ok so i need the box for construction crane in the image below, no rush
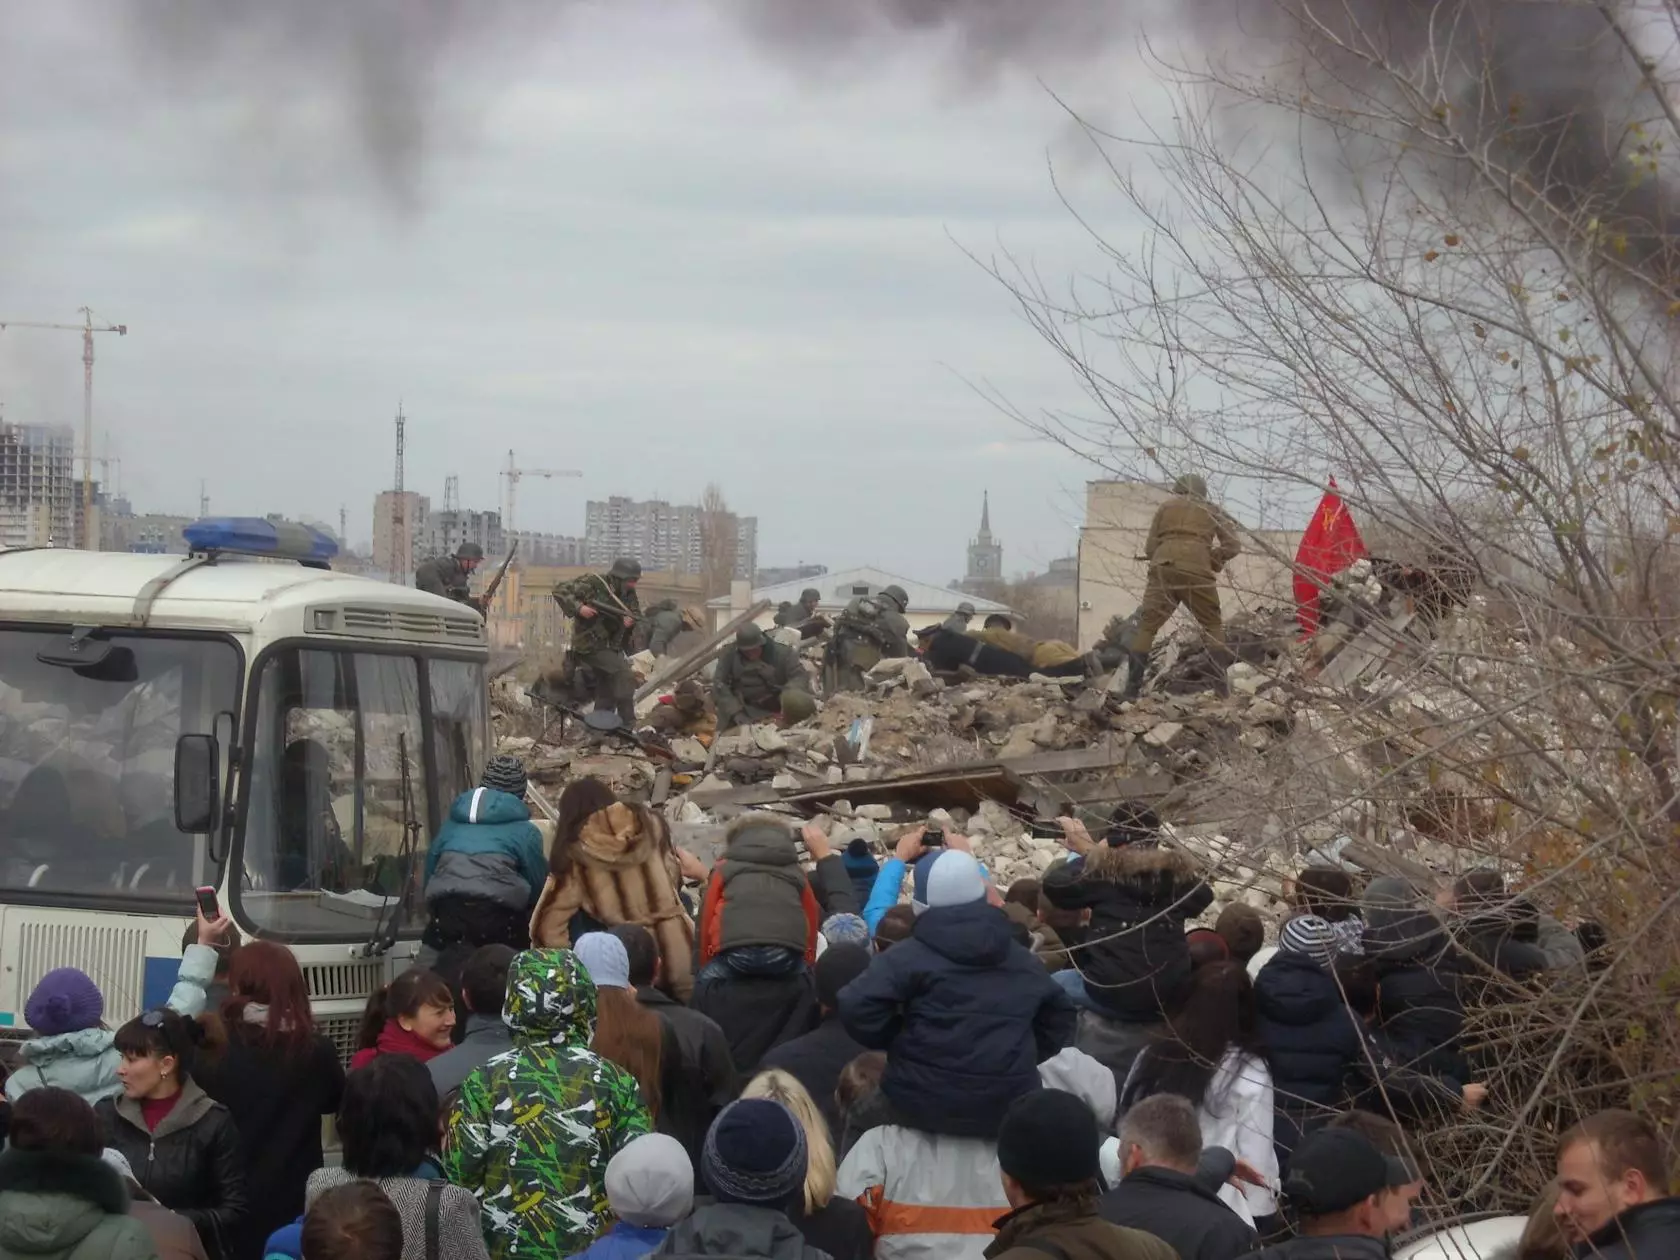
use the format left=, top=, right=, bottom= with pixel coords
left=501, top=449, right=580, bottom=537
left=0, top=308, right=127, bottom=548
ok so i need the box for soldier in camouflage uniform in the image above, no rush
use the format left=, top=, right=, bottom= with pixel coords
left=822, top=585, right=912, bottom=695
left=415, top=542, right=485, bottom=605
left=551, top=558, right=643, bottom=726
left=712, top=624, right=816, bottom=731
left=443, top=948, right=651, bottom=1260
left=774, top=588, right=821, bottom=628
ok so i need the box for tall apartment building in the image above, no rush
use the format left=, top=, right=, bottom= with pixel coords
left=424, top=508, right=505, bottom=562
left=371, top=490, right=430, bottom=581
left=583, top=496, right=757, bottom=580
left=510, top=530, right=584, bottom=567
left=0, top=423, right=77, bottom=548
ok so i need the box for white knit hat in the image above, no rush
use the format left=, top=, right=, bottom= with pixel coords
left=922, top=850, right=986, bottom=912
left=574, top=933, right=632, bottom=990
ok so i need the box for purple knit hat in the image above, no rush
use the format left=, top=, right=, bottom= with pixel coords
left=26, top=968, right=104, bottom=1036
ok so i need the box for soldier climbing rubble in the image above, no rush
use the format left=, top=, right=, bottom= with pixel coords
left=546, top=556, right=643, bottom=727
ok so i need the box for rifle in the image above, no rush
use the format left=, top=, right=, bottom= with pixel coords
left=478, top=542, right=519, bottom=612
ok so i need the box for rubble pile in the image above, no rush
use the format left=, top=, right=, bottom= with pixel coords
left=491, top=591, right=1542, bottom=928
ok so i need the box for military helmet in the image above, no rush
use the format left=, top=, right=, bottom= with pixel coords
left=455, top=542, right=485, bottom=561
left=609, top=557, right=642, bottom=581
left=799, top=587, right=821, bottom=605
left=1172, top=473, right=1209, bottom=499
left=957, top=601, right=976, bottom=617
left=881, top=584, right=909, bottom=611
left=736, top=623, right=767, bottom=649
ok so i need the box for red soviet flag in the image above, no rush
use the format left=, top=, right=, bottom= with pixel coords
left=1295, top=479, right=1367, bottom=636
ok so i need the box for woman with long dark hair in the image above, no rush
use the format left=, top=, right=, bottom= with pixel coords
left=195, top=940, right=346, bottom=1260
left=1120, top=960, right=1277, bottom=1226
left=529, top=777, right=698, bottom=1000
left=97, top=1009, right=247, bottom=1260
left=575, top=933, right=668, bottom=1120
left=350, top=969, right=456, bottom=1070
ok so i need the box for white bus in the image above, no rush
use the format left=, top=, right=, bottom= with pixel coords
left=0, top=520, right=490, bottom=1062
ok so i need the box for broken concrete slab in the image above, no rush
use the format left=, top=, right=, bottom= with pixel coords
left=1144, top=721, right=1185, bottom=748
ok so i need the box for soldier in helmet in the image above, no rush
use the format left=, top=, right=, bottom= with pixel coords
left=549, top=557, right=644, bottom=725
left=775, top=587, right=822, bottom=628
left=1126, top=473, right=1240, bottom=698
left=824, top=584, right=912, bottom=694
left=774, top=587, right=830, bottom=640
left=712, top=623, right=815, bottom=731
left=415, top=542, right=485, bottom=605
left=641, top=598, right=686, bottom=657
left=941, top=601, right=977, bottom=633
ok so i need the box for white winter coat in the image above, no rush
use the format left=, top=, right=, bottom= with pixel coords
left=1196, top=1048, right=1278, bottom=1223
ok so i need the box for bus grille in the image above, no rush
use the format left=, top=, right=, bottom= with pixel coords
left=334, top=606, right=483, bottom=643
left=301, top=961, right=383, bottom=1002
left=17, top=923, right=147, bottom=1026
left=318, top=1014, right=363, bottom=1067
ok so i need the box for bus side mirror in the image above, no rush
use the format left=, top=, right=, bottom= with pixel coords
left=174, top=734, right=220, bottom=835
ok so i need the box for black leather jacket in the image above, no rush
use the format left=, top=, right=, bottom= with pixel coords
left=97, top=1077, right=248, bottom=1260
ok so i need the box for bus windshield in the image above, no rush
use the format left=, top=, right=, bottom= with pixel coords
left=238, top=645, right=487, bottom=941
left=0, top=629, right=239, bottom=900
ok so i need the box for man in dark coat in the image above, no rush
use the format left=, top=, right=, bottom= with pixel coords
left=1042, top=806, right=1212, bottom=1024
left=1361, top=877, right=1469, bottom=1085
left=415, top=542, right=484, bottom=604
left=838, top=848, right=1076, bottom=1139
left=916, top=626, right=1035, bottom=678
left=1100, top=1095, right=1257, bottom=1260
left=760, top=945, right=872, bottom=1142
left=612, top=924, right=736, bottom=1169
left=1555, top=1109, right=1680, bottom=1260
left=1234, top=1128, right=1414, bottom=1260
left=551, top=557, right=643, bottom=726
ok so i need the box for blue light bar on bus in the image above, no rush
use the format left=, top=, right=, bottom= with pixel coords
left=182, top=517, right=340, bottom=564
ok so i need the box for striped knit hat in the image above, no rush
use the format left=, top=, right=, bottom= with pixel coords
left=1279, top=914, right=1338, bottom=968
left=701, top=1099, right=808, bottom=1207
left=480, top=754, right=528, bottom=797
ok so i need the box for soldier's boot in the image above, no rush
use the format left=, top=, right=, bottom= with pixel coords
left=1207, top=643, right=1236, bottom=698
left=1123, top=651, right=1149, bottom=700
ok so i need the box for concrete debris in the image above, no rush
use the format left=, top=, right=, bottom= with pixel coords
left=493, top=593, right=1517, bottom=910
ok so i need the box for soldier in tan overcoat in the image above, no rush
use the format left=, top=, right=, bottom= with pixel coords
left=1126, top=474, right=1240, bottom=697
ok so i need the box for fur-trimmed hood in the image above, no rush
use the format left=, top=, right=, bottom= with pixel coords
left=0, top=1148, right=132, bottom=1255
left=722, top=813, right=801, bottom=868
left=576, top=801, right=669, bottom=871
left=0, top=1151, right=129, bottom=1216
left=1078, top=841, right=1199, bottom=886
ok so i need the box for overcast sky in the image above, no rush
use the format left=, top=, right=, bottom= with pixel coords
left=0, top=3, right=1171, bottom=582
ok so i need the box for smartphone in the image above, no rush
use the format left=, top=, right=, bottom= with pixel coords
left=194, top=886, right=220, bottom=919
left=923, top=825, right=945, bottom=847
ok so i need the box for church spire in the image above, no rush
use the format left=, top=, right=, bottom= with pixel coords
left=979, top=490, right=991, bottom=538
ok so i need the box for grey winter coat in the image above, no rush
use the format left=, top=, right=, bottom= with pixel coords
left=305, top=1168, right=489, bottom=1260
left=653, top=1203, right=829, bottom=1260
left=0, top=1150, right=157, bottom=1260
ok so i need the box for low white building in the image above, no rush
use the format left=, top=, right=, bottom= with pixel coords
left=707, top=566, right=1012, bottom=632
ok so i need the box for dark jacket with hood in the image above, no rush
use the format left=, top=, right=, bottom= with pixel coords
left=0, top=1149, right=156, bottom=1260
left=1041, top=843, right=1213, bottom=1022
left=96, top=1079, right=247, bottom=1260
left=1252, top=950, right=1363, bottom=1155
left=654, top=1202, right=829, bottom=1260
left=837, top=899, right=1078, bottom=1138
left=442, top=949, right=651, bottom=1260
left=1453, top=903, right=1552, bottom=984
left=193, top=1015, right=343, bottom=1260
left=637, top=986, right=736, bottom=1165
left=986, top=1196, right=1177, bottom=1260
left=1572, top=1196, right=1680, bottom=1259
left=1361, top=880, right=1469, bottom=1087
left=759, top=1013, right=869, bottom=1143
left=699, top=817, right=821, bottom=965
left=1099, top=1166, right=1257, bottom=1260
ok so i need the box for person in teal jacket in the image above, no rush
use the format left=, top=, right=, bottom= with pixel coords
left=421, top=755, right=548, bottom=960
left=4, top=910, right=228, bottom=1107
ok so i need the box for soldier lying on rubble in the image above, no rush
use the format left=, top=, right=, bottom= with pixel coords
left=644, top=678, right=716, bottom=740
left=915, top=625, right=1091, bottom=680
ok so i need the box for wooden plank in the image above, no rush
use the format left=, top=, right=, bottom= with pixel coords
left=634, top=600, right=773, bottom=701
left=998, top=742, right=1131, bottom=776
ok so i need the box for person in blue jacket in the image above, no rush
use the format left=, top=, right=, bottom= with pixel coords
left=567, top=1133, right=694, bottom=1260
left=839, top=847, right=1077, bottom=1140
left=420, top=754, right=547, bottom=963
